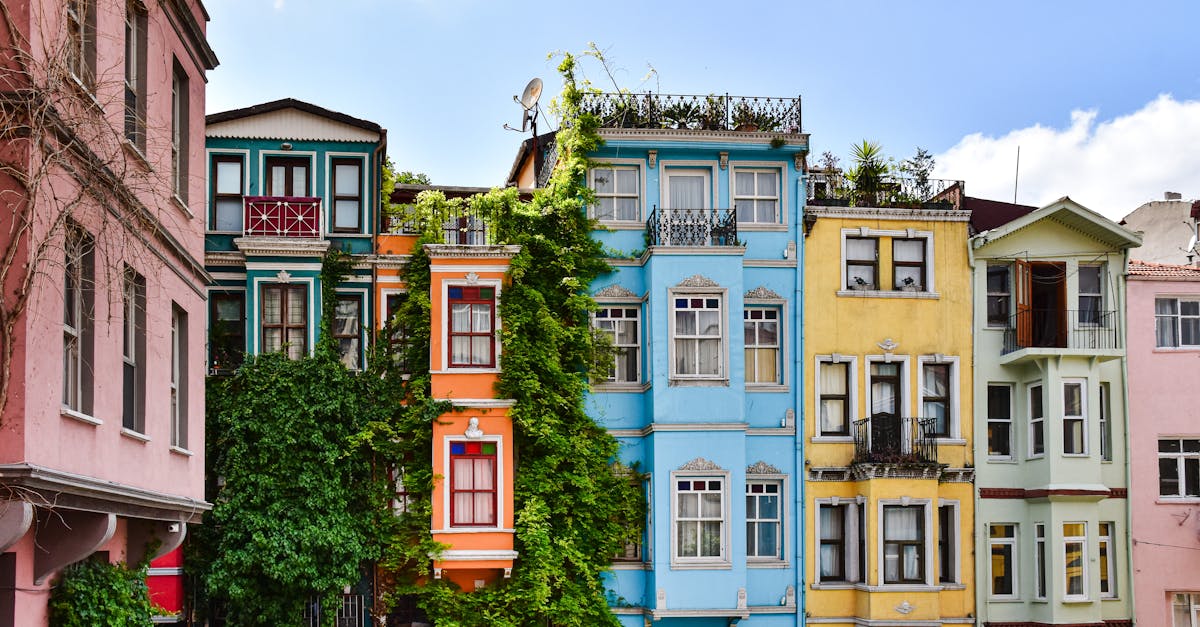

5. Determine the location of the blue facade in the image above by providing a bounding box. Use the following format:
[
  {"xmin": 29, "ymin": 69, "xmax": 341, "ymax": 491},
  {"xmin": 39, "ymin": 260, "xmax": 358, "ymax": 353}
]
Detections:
[
  {"xmin": 203, "ymin": 99, "xmax": 384, "ymax": 377},
  {"xmin": 577, "ymin": 107, "xmax": 809, "ymax": 625}
]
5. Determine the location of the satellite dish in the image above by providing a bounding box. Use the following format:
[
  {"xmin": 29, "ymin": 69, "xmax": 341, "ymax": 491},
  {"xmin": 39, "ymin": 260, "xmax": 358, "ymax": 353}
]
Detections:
[
  {"xmin": 1188, "ymin": 232, "xmax": 1197, "ymax": 252},
  {"xmin": 519, "ymin": 78, "xmax": 543, "ymax": 111}
]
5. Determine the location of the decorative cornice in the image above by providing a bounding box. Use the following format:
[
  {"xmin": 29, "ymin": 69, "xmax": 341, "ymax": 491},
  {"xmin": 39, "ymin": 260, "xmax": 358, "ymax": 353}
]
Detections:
[
  {"xmin": 744, "ymin": 286, "xmax": 782, "ymax": 300},
  {"xmin": 804, "ymin": 206, "xmax": 972, "ymax": 222},
  {"xmin": 679, "ymin": 457, "xmax": 723, "ymax": 471},
  {"xmin": 849, "ymin": 463, "xmax": 941, "ymax": 481},
  {"xmin": 595, "ymin": 284, "xmax": 638, "ymax": 299},
  {"xmin": 598, "ymin": 127, "xmax": 809, "ymax": 147},
  {"xmin": 233, "ymin": 237, "xmax": 331, "ymax": 257},
  {"xmin": 424, "ymin": 244, "xmax": 521, "ymax": 259},
  {"xmin": 746, "ymin": 461, "xmax": 782, "ymax": 475},
  {"xmin": 205, "ymin": 250, "xmax": 245, "ymax": 266},
  {"xmin": 677, "ymin": 274, "xmax": 719, "ymax": 288},
  {"xmin": 0, "ymin": 464, "xmax": 210, "ymax": 523},
  {"xmin": 980, "ymin": 487, "xmax": 1125, "ymax": 500}
]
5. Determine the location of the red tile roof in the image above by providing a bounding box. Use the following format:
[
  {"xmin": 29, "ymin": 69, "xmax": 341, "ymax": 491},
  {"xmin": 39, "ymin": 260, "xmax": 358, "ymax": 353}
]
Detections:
[{"xmin": 1128, "ymin": 259, "xmax": 1200, "ymax": 278}]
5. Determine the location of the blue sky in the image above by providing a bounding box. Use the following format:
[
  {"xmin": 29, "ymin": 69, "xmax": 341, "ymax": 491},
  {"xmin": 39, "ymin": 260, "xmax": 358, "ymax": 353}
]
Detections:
[{"xmin": 204, "ymin": 0, "xmax": 1200, "ymax": 219}]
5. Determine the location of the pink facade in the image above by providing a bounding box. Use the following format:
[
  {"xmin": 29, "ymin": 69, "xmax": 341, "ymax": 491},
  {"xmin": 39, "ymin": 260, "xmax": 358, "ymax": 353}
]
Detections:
[
  {"xmin": 0, "ymin": 1, "xmax": 216, "ymax": 625},
  {"xmin": 1127, "ymin": 260, "xmax": 1200, "ymax": 627}
]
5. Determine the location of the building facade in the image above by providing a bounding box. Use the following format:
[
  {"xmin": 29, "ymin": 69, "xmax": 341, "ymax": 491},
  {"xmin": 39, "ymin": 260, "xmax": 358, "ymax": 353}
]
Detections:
[
  {"xmin": 512, "ymin": 92, "xmax": 810, "ymax": 625},
  {"xmin": 0, "ymin": 0, "xmax": 217, "ymax": 624},
  {"xmin": 1126, "ymin": 259, "xmax": 1200, "ymax": 627},
  {"xmin": 204, "ymin": 99, "xmax": 386, "ymax": 374},
  {"xmin": 970, "ymin": 198, "xmax": 1140, "ymax": 627},
  {"xmin": 802, "ymin": 182, "xmax": 976, "ymax": 626}
]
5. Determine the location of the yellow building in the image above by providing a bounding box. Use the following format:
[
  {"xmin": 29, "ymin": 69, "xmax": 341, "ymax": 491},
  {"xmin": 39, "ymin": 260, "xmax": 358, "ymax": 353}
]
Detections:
[{"xmin": 803, "ymin": 184, "xmax": 975, "ymax": 626}]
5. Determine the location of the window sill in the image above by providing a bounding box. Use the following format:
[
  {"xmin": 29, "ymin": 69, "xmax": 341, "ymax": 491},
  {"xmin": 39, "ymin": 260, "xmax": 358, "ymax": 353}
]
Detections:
[
  {"xmin": 934, "ymin": 437, "xmax": 967, "ymax": 446},
  {"xmin": 984, "ymin": 325, "xmax": 1010, "ymax": 331},
  {"xmin": 206, "ymin": 230, "xmax": 243, "ymax": 235},
  {"xmin": 169, "ymin": 446, "xmax": 193, "ymax": 457},
  {"xmin": 1156, "ymin": 498, "xmax": 1200, "ymax": 504},
  {"xmin": 432, "ymin": 527, "xmax": 516, "ymax": 534},
  {"xmin": 594, "ymin": 220, "xmax": 646, "ymax": 230},
  {"xmin": 121, "ymin": 428, "xmax": 151, "ymax": 443},
  {"xmin": 122, "ymin": 140, "xmax": 152, "ymax": 171},
  {"xmin": 1101, "ymin": 596, "xmax": 1120, "ymax": 601},
  {"xmin": 670, "ymin": 561, "xmax": 731, "ymax": 571},
  {"xmin": 987, "ymin": 457, "xmax": 1018, "ymax": 464},
  {"xmin": 1061, "ymin": 453, "xmax": 1090, "ymax": 458},
  {"xmin": 668, "ymin": 378, "xmax": 729, "ymax": 387},
  {"xmin": 61, "ymin": 408, "xmax": 101, "ymax": 426},
  {"xmin": 941, "ymin": 582, "xmax": 966, "ymax": 590},
  {"xmin": 746, "ymin": 384, "xmax": 788, "ymax": 393},
  {"xmin": 68, "ymin": 75, "xmax": 104, "ymax": 112},
  {"xmin": 591, "ymin": 381, "xmax": 651, "ymax": 393},
  {"xmin": 810, "ymin": 582, "xmax": 857, "ymax": 590},
  {"xmin": 1061, "ymin": 598, "xmax": 1092, "ymax": 605},
  {"xmin": 737, "ymin": 223, "xmax": 788, "ymax": 232},
  {"xmin": 747, "ymin": 560, "xmax": 789, "ymax": 569},
  {"xmin": 1154, "ymin": 347, "xmax": 1200, "ymax": 353},
  {"xmin": 837, "ymin": 289, "xmax": 940, "ymax": 300},
  {"xmin": 432, "ymin": 367, "xmax": 501, "ymax": 375},
  {"xmin": 330, "ymin": 232, "xmax": 371, "ymax": 238},
  {"xmin": 988, "ymin": 597, "xmax": 1024, "ymax": 603},
  {"xmin": 610, "ymin": 562, "xmax": 650, "ymax": 571},
  {"xmin": 811, "ymin": 435, "xmax": 853, "ymax": 443},
  {"xmin": 172, "ymin": 194, "xmax": 193, "ymax": 218}
]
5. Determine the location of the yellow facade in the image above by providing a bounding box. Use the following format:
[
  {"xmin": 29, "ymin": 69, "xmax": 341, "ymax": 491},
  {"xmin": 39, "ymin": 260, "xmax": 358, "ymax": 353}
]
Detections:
[{"xmin": 803, "ymin": 206, "xmax": 974, "ymax": 625}]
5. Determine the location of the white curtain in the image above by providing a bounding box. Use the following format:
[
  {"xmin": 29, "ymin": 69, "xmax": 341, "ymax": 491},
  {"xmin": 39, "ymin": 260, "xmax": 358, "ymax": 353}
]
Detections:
[
  {"xmin": 885, "ymin": 507, "xmax": 921, "ymax": 581},
  {"xmin": 821, "ymin": 363, "xmax": 847, "ymax": 433},
  {"xmin": 669, "ymin": 174, "xmax": 705, "ymax": 208}
]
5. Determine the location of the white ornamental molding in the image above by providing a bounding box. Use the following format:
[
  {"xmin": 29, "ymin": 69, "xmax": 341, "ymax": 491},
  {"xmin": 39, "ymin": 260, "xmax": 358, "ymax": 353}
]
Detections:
[
  {"xmin": 464, "ymin": 417, "xmax": 484, "ymax": 439},
  {"xmin": 676, "ymin": 274, "xmax": 719, "ymax": 288},
  {"xmin": 736, "ymin": 587, "xmax": 747, "ymax": 609},
  {"xmin": 746, "ymin": 461, "xmax": 782, "ymax": 475},
  {"xmin": 595, "ymin": 284, "xmax": 638, "ymax": 298},
  {"xmin": 744, "ymin": 286, "xmax": 782, "ymax": 300},
  {"xmin": 678, "ymin": 457, "xmax": 723, "ymax": 471},
  {"xmin": 878, "ymin": 338, "xmax": 899, "ymax": 352},
  {"xmin": 466, "ymin": 272, "xmax": 479, "ymax": 285},
  {"xmin": 896, "ymin": 601, "xmax": 914, "ymax": 615},
  {"xmin": 275, "ymin": 269, "xmax": 292, "ymax": 283}
]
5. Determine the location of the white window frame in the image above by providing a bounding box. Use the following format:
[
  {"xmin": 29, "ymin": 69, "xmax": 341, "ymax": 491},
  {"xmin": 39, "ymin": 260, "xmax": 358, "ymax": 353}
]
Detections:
[
  {"xmin": 1099, "ymin": 521, "xmax": 1117, "ymax": 599},
  {"xmin": 730, "ymin": 165, "xmax": 784, "ymax": 226},
  {"xmin": 589, "ymin": 161, "xmax": 644, "ymax": 223},
  {"xmin": 593, "ymin": 304, "xmax": 642, "ymax": 385},
  {"xmin": 918, "ymin": 355, "xmax": 960, "ymax": 440},
  {"xmin": 1034, "ymin": 522, "xmax": 1047, "ymax": 600},
  {"xmin": 670, "ymin": 470, "xmax": 730, "ymax": 568},
  {"xmin": 988, "ymin": 523, "xmax": 1019, "ymax": 600},
  {"xmin": 937, "ymin": 499, "xmax": 960, "ymax": 585},
  {"xmin": 814, "ymin": 355, "xmax": 857, "ymax": 440},
  {"xmin": 1156, "ymin": 296, "xmax": 1200, "ymax": 348},
  {"xmin": 1158, "ymin": 437, "xmax": 1200, "ymax": 499},
  {"xmin": 436, "ymin": 278, "xmax": 502, "ymax": 374},
  {"xmin": 1062, "ymin": 521, "xmax": 1088, "ymax": 602},
  {"xmin": 1077, "ymin": 263, "xmax": 1105, "ymax": 326},
  {"xmin": 1062, "ymin": 378, "xmax": 1087, "ymax": 457},
  {"xmin": 1173, "ymin": 593, "xmax": 1200, "ymax": 626},
  {"xmin": 814, "ymin": 496, "xmax": 865, "ymax": 584},
  {"xmin": 839, "ymin": 228, "xmax": 936, "ymax": 295},
  {"xmin": 1099, "ymin": 382, "xmax": 1112, "ymax": 462},
  {"xmin": 743, "ymin": 306, "xmax": 782, "ymax": 387},
  {"xmin": 866, "ymin": 355, "xmax": 911, "ymax": 419},
  {"xmin": 877, "ymin": 498, "xmax": 932, "ymax": 587},
  {"xmin": 745, "ymin": 478, "xmax": 785, "ymax": 563},
  {"xmin": 1028, "ymin": 382, "xmax": 1045, "ymax": 459},
  {"xmin": 987, "ymin": 383, "xmax": 1014, "ymax": 460},
  {"xmin": 668, "ymin": 287, "xmax": 727, "ymax": 383},
  {"xmin": 437, "ymin": 435, "xmax": 504, "ymax": 532}
]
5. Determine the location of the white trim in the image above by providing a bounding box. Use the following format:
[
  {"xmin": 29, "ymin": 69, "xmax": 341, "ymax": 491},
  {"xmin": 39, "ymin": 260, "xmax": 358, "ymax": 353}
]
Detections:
[
  {"xmin": 1027, "ymin": 380, "xmax": 1046, "ymax": 459},
  {"xmin": 865, "ymin": 353, "xmax": 911, "ymax": 417},
  {"xmin": 1061, "ymin": 377, "xmax": 1088, "ymax": 457},
  {"xmin": 814, "ymin": 354, "xmax": 858, "ymax": 438},
  {"xmin": 120, "ymin": 428, "xmax": 151, "ymax": 443},
  {"xmin": 936, "ymin": 499, "xmax": 961, "ymax": 585},
  {"xmin": 840, "ymin": 227, "xmax": 936, "ymax": 293},
  {"xmin": 1062, "ymin": 521, "xmax": 1089, "ymax": 602},
  {"xmin": 745, "ymin": 475, "xmax": 789, "ymax": 564},
  {"xmin": 379, "ymin": 287, "xmax": 406, "ymax": 331},
  {"xmin": 876, "ymin": 498, "xmax": 933, "ymax": 587},
  {"xmin": 593, "ymin": 301, "xmax": 643, "ymax": 385},
  {"xmin": 986, "ymin": 382, "xmax": 1016, "ymax": 461},
  {"xmin": 667, "ymin": 286, "xmax": 728, "ymax": 382},
  {"xmin": 917, "ymin": 354, "xmax": 960, "ymax": 439},
  {"xmin": 436, "ymin": 549, "xmax": 519, "ymax": 561},
  {"xmin": 61, "ymin": 408, "xmax": 102, "ymax": 426},
  {"xmin": 987, "ymin": 521, "xmax": 1019, "ymax": 600},
  {"xmin": 334, "ymin": 287, "xmax": 370, "ymax": 371},
  {"xmin": 588, "ymin": 158, "xmax": 646, "ymax": 222},
  {"xmin": 441, "ymin": 435, "xmax": 505, "ymax": 531},
  {"xmin": 208, "ymin": 273, "xmax": 247, "ymax": 283},
  {"xmin": 243, "ymin": 261, "xmax": 324, "ymax": 271},
  {"xmin": 250, "ymin": 276, "xmax": 316, "ymax": 358},
  {"xmin": 669, "ymin": 468, "xmax": 731, "ymax": 568},
  {"xmin": 325, "ymin": 150, "xmax": 372, "ymax": 234},
  {"xmin": 729, "ymin": 162, "xmax": 788, "ymax": 226},
  {"xmin": 660, "ymin": 161, "xmax": 719, "ymax": 210},
  {"xmin": 429, "ymin": 263, "xmax": 514, "ymax": 274},
  {"xmin": 743, "ymin": 303, "xmax": 787, "ymax": 387},
  {"xmin": 439, "ymin": 278, "xmax": 503, "ymax": 372}
]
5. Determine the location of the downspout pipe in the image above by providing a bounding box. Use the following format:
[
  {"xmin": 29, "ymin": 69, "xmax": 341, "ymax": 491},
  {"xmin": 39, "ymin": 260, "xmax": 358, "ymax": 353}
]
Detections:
[{"xmin": 796, "ymin": 172, "xmax": 807, "ymax": 627}]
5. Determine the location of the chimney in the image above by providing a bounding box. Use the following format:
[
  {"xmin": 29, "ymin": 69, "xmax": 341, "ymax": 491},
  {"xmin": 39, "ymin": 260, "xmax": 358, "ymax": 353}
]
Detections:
[{"xmin": 1165, "ymin": 191, "xmax": 1183, "ymax": 201}]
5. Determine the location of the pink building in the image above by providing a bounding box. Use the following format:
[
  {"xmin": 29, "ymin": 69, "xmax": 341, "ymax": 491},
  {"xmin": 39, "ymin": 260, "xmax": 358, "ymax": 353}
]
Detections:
[
  {"xmin": 0, "ymin": 1, "xmax": 216, "ymax": 625},
  {"xmin": 1127, "ymin": 260, "xmax": 1200, "ymax": 627}
]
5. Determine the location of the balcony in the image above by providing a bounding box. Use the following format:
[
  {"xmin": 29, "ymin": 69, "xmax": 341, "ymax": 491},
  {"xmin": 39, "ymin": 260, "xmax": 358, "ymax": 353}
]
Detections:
[
  {"xmin": 646, "ymin": 207, "xmax": 738, "ymax": 247},
  {"xmin": 579, "ymin": 92, "xmax": 802, "ymax": 133},
  {"xmin": 382, "ymin": 204, "xmax": 495, "ymax": 245},
  {"xmin": 1001, "ymin": 309, "xmax": 1123, "ymax": 363},
  {"xmin": 807, "ymin": 172, "xmax": 963, "ymax": 210},
  {"xmin": 852, "ymin": 415, "xmax": 938, "ymax": 467},
  {"xmin": 244, "ymin": 196, "xmax": 321, "ymax": 238}
]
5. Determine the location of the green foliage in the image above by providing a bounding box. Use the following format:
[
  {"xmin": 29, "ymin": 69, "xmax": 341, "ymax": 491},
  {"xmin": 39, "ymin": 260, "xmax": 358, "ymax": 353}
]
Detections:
[
  {"xmin": 48, "ymin": 559, "xmax": 158, "ymax": 627},
  {"xmin": 196, "ymin": 252, "xmax": 398, "ymax": 627},
  {"xmin": 377, "ymin": 50, "xmax": 645, "ymax": 626}
]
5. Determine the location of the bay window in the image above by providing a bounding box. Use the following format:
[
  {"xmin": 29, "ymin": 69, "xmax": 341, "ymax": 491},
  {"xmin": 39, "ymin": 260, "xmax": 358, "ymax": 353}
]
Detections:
[
  {"xmin": 1099, "ymin": 521, "xmax": 1116, "ymax": 598},
  {"xmin": 594, "ymin": 306, "xmax": 640, "ymax": 384},
  {"xmin": 883, "ymin": 505, "xmax": 925, "ymax": 584},
  {"xmin": 743, "ymin": 308, "xmax": 779, "ymax": 385},
  {"xmin": 1062, "ymin": 379, "xmax": 1086, "ymax": 455},
  {"xmin": 671, "ymin": 294, "xmax": 723, "ymax": 379},
  {"xmin": 818, "ymin": 500, "xmax": 864, "ymax": 583},
  {"xmin": 987, "ymin": 383, "xmax": 1013, "ymax": 459},
  {"xmin": 921, "ymin": 362, "xmax": 951, "ymax": 438},
  {"xmin": 675, "ymin": 477, "xmax": 724, "ymax": 561},
  {"xmin": 989, "ymin": 523, "xmax": 1017, "ymax": 598},
  {"xmin": 817, "ymin": 359, "xmax": 851, "ymax": 436},
  {"xmin": 1063, "ymin": 522, "xmax": 1087, "ymax": 600},
  {"xmin": 746, "ymin": 481, "xmax": 781, "ymax": 560},
  {"xmin": 987, "ymin": 264, "xmax": 1012, "ymax": 327},
  {"xmin": 1029, "ymin": 383, "xmax": 1045, "ymax": 458}
]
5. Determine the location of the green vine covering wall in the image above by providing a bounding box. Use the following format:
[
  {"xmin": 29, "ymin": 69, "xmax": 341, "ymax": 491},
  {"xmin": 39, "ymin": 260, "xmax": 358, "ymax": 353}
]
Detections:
[
  {"xmin": 195, "ymin": 51, "xmax": 643, "ymax": 627},
  {"xmin": 48, "ymin": 559, "xmax": 158, "ymax": 627}
]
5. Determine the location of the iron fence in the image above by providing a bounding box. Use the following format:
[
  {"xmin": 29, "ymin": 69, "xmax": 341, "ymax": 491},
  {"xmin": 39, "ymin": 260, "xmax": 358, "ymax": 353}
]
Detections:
[
  {"xmin": 851, "ymin": 415, "xmax": 938, "ymax": 465},
  {"xmin": 579, "ymin": 92, "xmax": 802, "ymax": 133},
  {"xmin": 1002, "ymin": 309, "xmax": 1121, "ymax": 354},
  {"xmin": 646, "ymin": 207, "xmax": 738, "ymax": 247}
]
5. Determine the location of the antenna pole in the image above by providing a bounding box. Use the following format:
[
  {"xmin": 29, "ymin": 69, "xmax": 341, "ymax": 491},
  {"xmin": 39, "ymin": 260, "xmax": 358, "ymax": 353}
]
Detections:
[{"xmin": 1013, "ymin": 145, "xmax": 1020, "ymax": 204}]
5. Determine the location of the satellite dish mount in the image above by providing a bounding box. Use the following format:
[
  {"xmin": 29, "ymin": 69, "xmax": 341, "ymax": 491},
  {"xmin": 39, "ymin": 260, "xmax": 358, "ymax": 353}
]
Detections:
[{"xmin": 505, "ymin": 77, "xmax": 543, "ymax": 136}]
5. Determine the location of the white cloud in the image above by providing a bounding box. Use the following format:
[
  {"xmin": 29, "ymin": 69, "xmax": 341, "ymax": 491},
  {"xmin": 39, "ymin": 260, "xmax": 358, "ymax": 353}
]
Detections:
[
  {"xmin": 273, "ymin": 0, "xmax": 284, "ymax": 10},
  {"xmin": 934, "ymin": 94, "xmax": 1200, "ymax": 220}
]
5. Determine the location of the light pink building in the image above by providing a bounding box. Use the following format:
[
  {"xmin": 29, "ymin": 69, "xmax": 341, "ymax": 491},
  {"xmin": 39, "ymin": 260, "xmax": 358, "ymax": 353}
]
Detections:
[
  {"xmin": 0, "ymin": 1, "xmax": 216, "ymax": 625},
  {"xmin": 1127, "ymin": 260, "xmax": 1200, "ymax": 627}
]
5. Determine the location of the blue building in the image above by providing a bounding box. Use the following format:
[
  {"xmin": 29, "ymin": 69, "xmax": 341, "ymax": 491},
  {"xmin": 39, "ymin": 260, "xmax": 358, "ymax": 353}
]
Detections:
[
  {"xmin": 203, "ymin": 99, "xmax": 386, "ymax": 375},
  {"xmin": 511, "ymin": 92, "xmax": 808, "ymax": 626}
]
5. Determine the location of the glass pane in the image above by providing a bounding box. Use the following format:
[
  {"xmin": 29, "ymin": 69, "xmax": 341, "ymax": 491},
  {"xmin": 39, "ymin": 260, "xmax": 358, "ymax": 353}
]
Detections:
[
  {"xmin": 678, "ymin": 522, "xmax": 697, "ymax": 557},
  {"xmin": 263, "ymin": 328, "xmax": 281, "ymax": 353},
  {"xmin": 756, "ymin": 522, "xmax": 778, "ymax": 557},
  {"xmin": 335, "ymin": 163, "xmax": 360, "ymax": 195},
  {"xmin": 262, "ymin": 289, "xmax": 281, "ymax": 324},
  {"xmin": 451, "ymin": 304, "xmax": 471, "ymax": 332},
  {"xmin": 848, "ymin": 264, "xmax": 875, "ymax": 288},
  {"xmin": 615, "ymin": 168, "xmax": 637, "ymax": 194},
  {"xmin": 988, "ymin": 420, "xmax": 1011, "ymax": 456},
  {"xmin": 987, "ymin": 265, "xmax": 1009, "ymax": 293},
  {"xmin": 822, "ymin": 363, "xmax": 847, "ymax": 394},
  {"xmin": 617, "ymin": 321, "xmax": 637, "ymax": 344},
  {"xmin": 1157, "ymin": 298, "xmax": 1179, "ymax": 315},
  {"xmin": 1064, "ymin": 383, "xmax": 1082, "ymax": 416},
  {"xmin": 291, "ymin": 166, "xmax": 307, "ymax": 196},
  {"xmin": 215, "ymin": 199, "xmax": 242, "ymax": 231},
  {"xmin": 595, "ymin": 197, "xmax": 615, "ymax": 221},
  {"xmin": 1079, "ymin": 266, "xmax": 1101, "ymax": 293},
  {"xmin": 216, "ymin": 298, "xmax": 241, "ymax": 321},
  {"xmin": 758, "ymin": 494, "xmax": 778, "ymax": 519},
  {"xmin": 758, "ymin": 171, "xmax": 777, "ymax": 195},
  {"xmin": 894, "ymin": 239, "xmax": 924, "ymax": 262},
  {"xmin": 676, "ymin": 310, "xmax": 696, "ymax": 335},
  {"xmin": 759, "ymin": 320, "xmax": 778, "ymax": 345},
  {"xmin": 216, "ymin": 160, "xmax": 241, "ymax": 194},
  {"xmin": 473, "ymin": 304, "xmax": 492, "ymax": 333},
  {"xmin": 821, "ymin": 399, "xmax": 845, "ymax": 433},
  {"xmin": 1183, "ymin": 318, "xmax": 1200, "ymax": 345},
  {"xmin": 678, "ymin": 493, "xmax": 697, "ymax": 518},
  {"xmin": 757, "ymin": 200, "xmax": 776, "ymax": 223},
  {"xmin": 616, "ymin": 197, "xmax": 638, "ymax": 220},
  {"xmin": 846, "ymin": 238, "xmax": 875, "ymax": 259},
  {"xmin": 334, "ymin": 199, "xmax": 360, "ymax": 229},
  {"xmin": 593, "ymin": 169, "xmax": 614, "ymax": 193},
  {"xmin": 735, "ymin": 171, "xmax": 754, "ymax": 195},
  {"xmin": 1183, "ymin": 301, "xmax": 1200, "ymax": 315},
  {"xmin": 697, "ymin": 339, "xmax": 720, "ymax": 374},
  {"xmin": 923, "ymin": 365, "xmax": 948, "ymax": 396},
  {"xmin": 286, "ymin": 289, "xmax": 305, "ymax": 324},
  {"xmin": 668, "ymin": 174, "xmax": 705, "ymax": 208},
  {"xmin": 700, "ymin": 521, "xmax": 721, "ymax": 556},
  {"xmin": 270, "ymin": 166, "xmax": 285, "ymax": 196},
  {"xmin": 451, "ymin": 336, "xmax": 471, "ymax": 364},
  {"xmin": 895, "ymin": 266, "xmax": 922, "ymax": 289},
  {"xmin": 698, "ymin": 311, "xmax": 720, "ymax": 336},
  {"xmin": 471, "ymin": 337, "xmax": 490, "ymax": 365},
  {"xmin": 991, "ymin": 544, "xmax": 1013, "ymax": 594},
  {"xmin": 745, "ymin": 495, "xmax": 757, "ymax": 519},
  {"xmin": 700, "ymin": 492, "xmax": 721, "ymax": 518},
  {"xmin": 676, "ymin": 339, "xmax": 696, "ymax": 374}
]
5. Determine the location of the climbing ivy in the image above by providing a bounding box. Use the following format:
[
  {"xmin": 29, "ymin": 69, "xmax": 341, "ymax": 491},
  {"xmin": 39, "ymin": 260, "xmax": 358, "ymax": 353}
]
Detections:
[
  {"xmin": 376, "ymin": 51, "xmax": 645, "ymax": 626},
  {"xmin": 48, "ymin": 558, "xmax": 158, "ymax": 627}
]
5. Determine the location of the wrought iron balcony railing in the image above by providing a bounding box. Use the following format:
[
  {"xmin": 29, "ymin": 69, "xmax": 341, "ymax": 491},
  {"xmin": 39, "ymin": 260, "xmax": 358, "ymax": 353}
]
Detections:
[
  {"xmin": 852, "ymin": 415, "xmax": 938, "ymax": 465},
  {"xmin": 646, "ymin": 208, "xmax": 738, "ymax": 247},
  {"xmin": 579, "ymin": 92, "xmax": 802, "ymax": 133},
  {"xmin": 807, "ymin": 172, "xmax": 963, "ymax": 210},
  {"xmin": 244, "ymin": 196, "xmax": 321, "ymax": 238},
  {"xmin": 1002, "ymin": 309, "xmax": 1121, "ymax": 355},
  {"xmin": 381, "ymin": 204, "xmax": 495, "ymax": 245}
]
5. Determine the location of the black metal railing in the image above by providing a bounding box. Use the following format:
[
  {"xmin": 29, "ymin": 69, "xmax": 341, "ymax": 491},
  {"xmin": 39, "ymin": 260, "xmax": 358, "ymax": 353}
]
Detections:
[
  {"xmin": 579, "ymin": 92, "xmax": 802, "ymax": 133},
  {"xmin": 646, "ymin": 207, "xmax": 738, "ymax": 247},
  {"xmin": 302, "ymin": 594, "xmax": 365, "ymax": 627},
  {"xmin": 382, "ymin": 205, "xmax": 495, "ymax": 245},
  {"xmin": 1002, "ymin": 309, "xmax": 1121, "ymax": 355},
  {"xmin": 807, "ymin": 171, "xmax": 963, "ymax": 210},
  {"xmin": 852, "ymin": 415, "xmax": 938, "ymax": 465}
]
